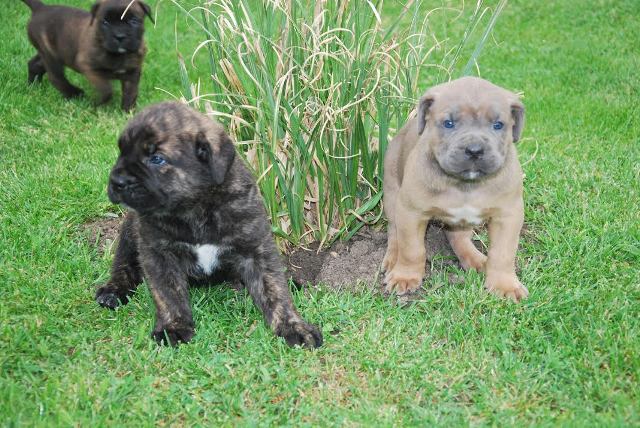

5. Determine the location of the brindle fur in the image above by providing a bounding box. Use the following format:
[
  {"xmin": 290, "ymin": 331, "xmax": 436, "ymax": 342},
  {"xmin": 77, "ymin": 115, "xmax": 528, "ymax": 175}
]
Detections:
[
  {"xmin": 96, "ymin": 102, "xmax": 322, "ymax": 348},
  {"xmin": 22, "ymin": 0, "xmax": 152, "ymax": 111}
]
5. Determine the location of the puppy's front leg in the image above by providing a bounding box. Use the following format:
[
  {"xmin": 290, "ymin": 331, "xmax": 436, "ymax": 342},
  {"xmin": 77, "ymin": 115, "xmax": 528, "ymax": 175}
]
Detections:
[
  {"xmin": 237, "ymin": 247, "xmax": 323, "ymax": 348},
  {"xmin": 384, "ymin": 197, "xmax": 428, "ymax": 295},
  {"xmin": 382, "ymin": 221, "xmax": 398, "ymax": 272},
  {"xmin": 141, "ymin": 250, "xmax": 195, "ymax": 345},
  {"xmin": 120, "ymin": 71, "xmax": 140, "ymax": 112},
  {"xmin": 382, "ymin": 169, "xmax": 400, "ymax": 272},
  {"xmin": 84, "ymin": 71, "xmax": 113, "ymax": 106},
  {"xmin": 445, "ymin": 229, "xmax": 487, "ymax": 271},
  {"xmin": 96, "ymin": 213, "xmax": 142, "ymax": 309},
  {"xmin": 485, "ymin": 200, "xmax": 528, "ymax": 302}
]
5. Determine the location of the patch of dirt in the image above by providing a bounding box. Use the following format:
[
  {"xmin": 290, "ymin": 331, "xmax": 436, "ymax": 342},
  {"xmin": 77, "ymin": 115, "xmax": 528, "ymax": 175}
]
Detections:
[
  {"xmin": 285, "ymin": 223, "xmax": 469, "ymax": 292},
  {"xmin": 82, "ymin": 214, "xmax": 122, "ymax": 255}
]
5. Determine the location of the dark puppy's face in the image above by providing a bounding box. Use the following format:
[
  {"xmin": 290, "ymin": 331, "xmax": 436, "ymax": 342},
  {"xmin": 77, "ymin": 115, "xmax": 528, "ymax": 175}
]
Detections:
[
  {"xmin": 91, "ymin": 0, "xmax": 153, "ymax": 54},
  {"xmin": 108, "ymin": 103, "xmax": 236, "ymax": 214},
  {"xmin": 418, "ymin": 77, "xmax": 525, "ymax": 182}
]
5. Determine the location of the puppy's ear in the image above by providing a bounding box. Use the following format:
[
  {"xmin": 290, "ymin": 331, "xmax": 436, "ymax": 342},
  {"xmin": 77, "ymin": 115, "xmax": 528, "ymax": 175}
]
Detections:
[
  {"xmin": 195, "ymin": 131, "xmax": 236, "ymax": 186},
  {"xmin": 417, "ymin": 93, "xmax": 435, "ymax": 135},
  {"xmin": 511, "ymin": 99, "xmax": 525, "ymax": 143},
  {"xmin": 138, "ymin": 1, "xmax": 155, "ymax": 24},
  {"xmin": 90, "ymin": 1, "xmax": 101, "ymax": 26}
]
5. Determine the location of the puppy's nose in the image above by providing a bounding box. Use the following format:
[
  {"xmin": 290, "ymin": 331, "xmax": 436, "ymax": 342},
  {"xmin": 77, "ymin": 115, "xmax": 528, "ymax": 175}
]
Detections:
[
  {"xmin": 114, "ymin": 34, "xmax": 126, "ymax": 42},
  {"xmin": 465, "ymin": 144, "xmax": 485, "ymax": 159},
  {"xmin": 110, "ymin": 174, "xmax": 135, "ymax": 190}
]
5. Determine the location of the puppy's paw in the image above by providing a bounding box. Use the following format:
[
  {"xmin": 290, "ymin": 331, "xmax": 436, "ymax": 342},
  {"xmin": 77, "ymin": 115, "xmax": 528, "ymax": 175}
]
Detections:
[
  {"xmin": 28, "ymin": 74, "xmax": 43, "ymax": 84},
  {"xmin": 275, "ymin": 319, "xmax": 323, "ymax": 349},
  {"xmin": 151, "ymin": 326, "xmax": 195, "ymax": 346},
  {"xmin": 383, "ymin": 267, "xmax": 423, "ymax": 295},
  {"xmin": 121, "ymin": 101, "xmax": 137, "ymax": 113},
  {"xmin": 62, "ymin": 88, "xmax": 84, "ymax": 99},
  {"xmin": 485, "ymin": 271, "xmax": 529, "ymax": 302},
  {"xmin": 459, "ymin": 253, "xmax": 488, "ymax": 272},
  {"xmin": 96, "ymin": 94, "xmax": 113, "ymax": 106},
  {"xmin": 95, "ymin": 284, "xmax": 131, "ymax": 309}
]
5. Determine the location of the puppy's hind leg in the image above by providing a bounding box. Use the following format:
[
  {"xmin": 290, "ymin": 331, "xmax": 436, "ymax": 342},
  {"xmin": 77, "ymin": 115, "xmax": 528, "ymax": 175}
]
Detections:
[
  {"xmin": 40, "ymin": 55, "xmax": 84, "ymax": 98},
  {"xmin": 237, "ymin": 245, "xmax": 323, "ymax": 348},
  {"xmin": 28, "ymin": 54, "xmax": 46, "ymax": 84},
  {"xmin": 96, "ymin": 213, "xmax": 143, "ymax": 309},
  {"xmin": 445, "ymin": 229, "xmax": 487, "ymax": 272}
]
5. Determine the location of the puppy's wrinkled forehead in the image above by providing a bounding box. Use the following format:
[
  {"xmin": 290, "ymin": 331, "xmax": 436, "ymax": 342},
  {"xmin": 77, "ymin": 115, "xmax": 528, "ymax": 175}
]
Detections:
[
  {"xmin": 99, "ymin": 0, "xmax": 146, "ymax": 18},
  {"xmin": 431, "ymin": 77, "xmax": 514, "ymax": 119},
  {"xmin": 118, "ymin": 103, "xmax": 208, "ymax": 154}
]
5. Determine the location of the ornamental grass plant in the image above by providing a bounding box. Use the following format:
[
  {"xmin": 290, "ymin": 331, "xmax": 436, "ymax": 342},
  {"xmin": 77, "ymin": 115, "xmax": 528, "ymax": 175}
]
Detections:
[{"xmin": 173, "ymin": 0, "xmax": 507, "ymax": 247}]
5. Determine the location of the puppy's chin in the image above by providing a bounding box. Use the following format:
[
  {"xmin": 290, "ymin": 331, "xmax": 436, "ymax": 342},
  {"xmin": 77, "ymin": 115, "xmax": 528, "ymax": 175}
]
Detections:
[
  {"xmin": 103, "ymin": 41, "xmax": 140, "ymax": 55},
  {"xmin": 120, "ymin": 197, "xmax": 162, "ymax": 214},
  {"xmin": 438, "ymin": 162, "xmax": 501, "ymax": 182},
  {"xmin": 439, "ymin": 168, "xmax": 486, "ymax": 182},
  {"xmin": 108, "ymin": 185, "xmax": 161, "ymax": 213},
  {"xmin": 100, "ymin": 30, "xmax": 143, "ymax": 55},
  {"xmin": 435, "ymin": 153, "xmax": 504, "ymax": 183},
  {"xmin": 459, "ymin": 170, "xmax": 485, "ymax": 181}
]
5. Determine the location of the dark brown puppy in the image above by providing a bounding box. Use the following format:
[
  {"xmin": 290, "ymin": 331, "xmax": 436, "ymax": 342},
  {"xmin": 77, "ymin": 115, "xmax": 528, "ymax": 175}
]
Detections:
[
  {"xmin": 95, "ymin": 102, "xmax": 323, "ymax": 348},
  {"xmin": 22, "ymin": 0, "xmax": 152, "ymax": 111}
]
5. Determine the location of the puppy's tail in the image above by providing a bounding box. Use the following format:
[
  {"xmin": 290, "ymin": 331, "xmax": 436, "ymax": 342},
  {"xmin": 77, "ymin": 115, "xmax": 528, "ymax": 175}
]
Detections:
[{"xmin": 21, "ymin": 0, "xmax": 44, "ymax": 11}]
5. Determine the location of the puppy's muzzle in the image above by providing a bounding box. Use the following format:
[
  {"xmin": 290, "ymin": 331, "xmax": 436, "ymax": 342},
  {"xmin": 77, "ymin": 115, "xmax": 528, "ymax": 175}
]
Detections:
[
  {"xmin": 111, "ymin": 33, "xmax": 131, "ymax": 53},
  {"xmin": 110, "ymin": 173, "xmax": 136, "ymax": 192},
  {"xmin": 464, "ymin": 143, "xmax": 485, "ymax": 160},
  {"xmin": 108, "ymin": 171, "xmax": 137, "ymax": 204},
  {"xmin": 457, "ymin": 132, "xmax": 489, "ymax": 156}
]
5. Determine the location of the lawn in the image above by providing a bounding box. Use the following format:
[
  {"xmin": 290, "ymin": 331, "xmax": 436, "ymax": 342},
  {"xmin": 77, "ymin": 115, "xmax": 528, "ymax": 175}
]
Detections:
[{"xmin": 1, "ymin": 0, "xmax": 639, "ymax": 426}]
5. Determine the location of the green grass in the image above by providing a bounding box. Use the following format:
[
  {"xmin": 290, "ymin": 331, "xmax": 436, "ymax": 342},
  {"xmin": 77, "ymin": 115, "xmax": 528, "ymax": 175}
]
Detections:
[{"xmin": 1, "ymin": 0, "xmax": 639, "ymax": 426}]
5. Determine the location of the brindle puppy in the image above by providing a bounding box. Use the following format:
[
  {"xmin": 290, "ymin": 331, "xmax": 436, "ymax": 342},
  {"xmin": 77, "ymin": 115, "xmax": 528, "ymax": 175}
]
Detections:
[
  {"xmin": 95, "ymin": 102, "xmax": 323, "ymax": 348},
  {"xmin": 22, "ymin": 0, "xmax": 153, "ymax": 111}
]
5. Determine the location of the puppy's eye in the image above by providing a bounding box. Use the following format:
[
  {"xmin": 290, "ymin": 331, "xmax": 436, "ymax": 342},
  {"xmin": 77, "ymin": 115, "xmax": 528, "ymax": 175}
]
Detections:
[
  {"xmin": 129, "ymin": 17, "xmax": 141, "ymax": 26},
  {"xmin": 102, "ymin": 18, "xmax": 110, "ymax": 26},
  {"xmin": 493, "ymin": 121, "xmax": 504, "ymax": 130},
  {"xmin": 443, "ymin": 119, "xmax": 455, "ymax": 129},
  {"xmin": 149, "ymin": 154, "xmax": 167, "ymax": 166}
]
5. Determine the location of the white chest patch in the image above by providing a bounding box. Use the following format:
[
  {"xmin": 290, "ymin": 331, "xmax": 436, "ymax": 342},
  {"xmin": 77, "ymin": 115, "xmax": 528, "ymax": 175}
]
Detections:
[
  {"xmin": 446, "ymin": 205, "xmax": 483, "ymax": 225},
  {"xmin": 115, "ymin": 69, "xmax": 127, "ymax": 74},
  {"xmin": 194, "ymin": 244, "xmax": 222, "ymax": 275}
]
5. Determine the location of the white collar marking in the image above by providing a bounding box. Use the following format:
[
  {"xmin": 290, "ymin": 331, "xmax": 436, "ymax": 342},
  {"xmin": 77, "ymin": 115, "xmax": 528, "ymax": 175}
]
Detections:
[
  {"xmin": 447, "ymin": 205, "xmax": 483, "ymax": 225},
  {"xmin": 194, "ymin": 244, "xmax": 222, "ymax": 275}
]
